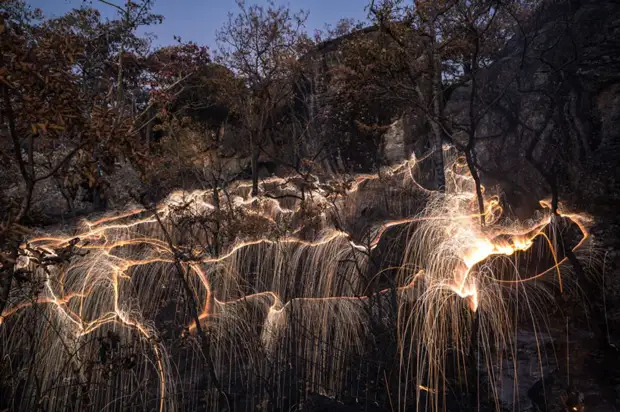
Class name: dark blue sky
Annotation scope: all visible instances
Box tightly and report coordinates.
[28,0,370,49]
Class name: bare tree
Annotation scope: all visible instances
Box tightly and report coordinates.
[215,0,309,196]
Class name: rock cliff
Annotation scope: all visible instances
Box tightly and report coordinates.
[292,0,619,213]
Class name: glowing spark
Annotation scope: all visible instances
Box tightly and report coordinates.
[0,147,592,412]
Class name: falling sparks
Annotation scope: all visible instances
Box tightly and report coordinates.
[0,150,592,411]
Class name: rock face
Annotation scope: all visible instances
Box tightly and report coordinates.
[460,0,620,213]
[295,27,419,173]
[293,0,620,209]
[382,118,406,164]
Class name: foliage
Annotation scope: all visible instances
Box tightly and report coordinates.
[0,0,179,332]
[146,38,210,109]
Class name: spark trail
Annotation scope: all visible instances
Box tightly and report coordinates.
[0,149,593,411]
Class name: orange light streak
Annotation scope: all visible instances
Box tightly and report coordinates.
[1,149,593,411]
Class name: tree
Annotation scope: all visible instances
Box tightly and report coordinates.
[89,0,162,105]
[215,0,309,196]
[140,38,212,154]
[0,1,105,317]
[0,0,166,323]
[345,1,532,212]
[363,0,452,191]
[146,39,212,119]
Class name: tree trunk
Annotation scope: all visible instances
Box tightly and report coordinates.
[0,248,17,322]
[145,111,153,153]
[465,150,485,226]
[0,272,12,322]
[466,34,483,225]
[430,123,446,192]
[212,185,221,257]
[430,51,446,192]
[251,136,260,197]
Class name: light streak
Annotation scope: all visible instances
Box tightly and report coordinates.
[0,147,593,412]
